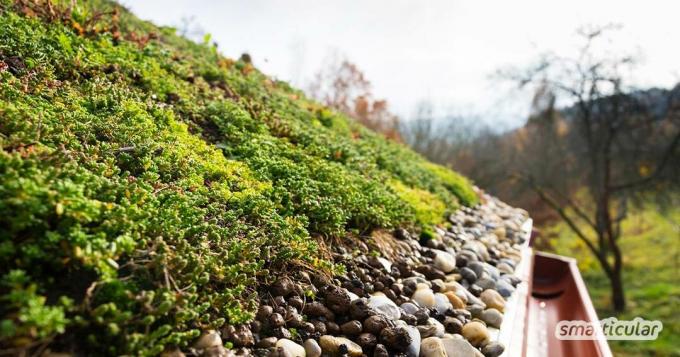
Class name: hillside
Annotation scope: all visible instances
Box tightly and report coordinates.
[0,1,528,356]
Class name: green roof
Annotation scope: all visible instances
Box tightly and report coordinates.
[0,0,476,354]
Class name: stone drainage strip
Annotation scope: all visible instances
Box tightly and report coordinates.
[183,193,609,357]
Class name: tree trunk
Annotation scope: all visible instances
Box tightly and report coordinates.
[610,265,626,312]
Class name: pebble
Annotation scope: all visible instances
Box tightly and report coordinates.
[272,327,292,339]
[202,345,230,357]
[433,251,457,273]
[496,262,514,274]
[304,339,322,357]
[275,339,305,357]
[222,324,254,347]
[430,279,445,293]
[400,302,419,315]
[416,265,446,280]
[350,298,372,320]
[468,304,485,319]
[271,277,295,297]
[469,284,483,297]
[319,335,363,357]
[256,305,273,322]
[475,277,496,290]
[467,262,486,278]
[434,293,453,314]
[480,308,503,328]
[288,296,304,310]
[440,336,481,357]
[401,312,417,325]
[404,276,430,287]
[412,285,436,308]
[356,332,378,350]
[444,291,466,309]
[495,279,515,298]
[399,322,421,357]
[414,308,430,325]
[443,317,463,334]
[420,337,447,357]
[346,289,361,302]
[461,321,490,347]
[368,293,401,319]
[417,318,445,338]
[481,341,505,357]
[194,330,222,350]
[394,228,411,240]
[379,326,413,352]
[324,286,351,314]
[269,313,285,328]
[378,257,393,271]
[325,321,340,335]
[459,267,478,283]
[364,315,393,335]
[373,344,389,357]
[340,320,362,336]
[311,321,327,335]
[484,264,500,281]
[480,289,505,312]
[303,302,335,320]
[257,336,278,348]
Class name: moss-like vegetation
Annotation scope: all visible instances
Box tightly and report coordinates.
[0,0,477,354]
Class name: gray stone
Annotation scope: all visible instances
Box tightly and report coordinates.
[441,337,480,357]
[434,293,453,314]
[481,341,505,357]
[480,308,503,328]
[368,293,401,320]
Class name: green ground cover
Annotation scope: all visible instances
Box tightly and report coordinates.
[0,0,477,354]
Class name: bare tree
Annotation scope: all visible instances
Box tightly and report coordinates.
[504,25,680,311]
[308,53,401,140]
[176,16,207,43]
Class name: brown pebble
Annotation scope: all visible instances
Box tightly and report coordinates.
[356,332,378,350]
[288,296,304,310]
[443,316,463,334]
[363,315,392,335]
[311,320,327,335]
[324,286,351,314]
[373,344,389,357]
[257,336,278,348]
[269,313,285,328]
[256,305,273,322]
[340,320,363,336]
[271,277,295,297]
[325,321,340,335]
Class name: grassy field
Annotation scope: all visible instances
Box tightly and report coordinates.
[547,203,680,356]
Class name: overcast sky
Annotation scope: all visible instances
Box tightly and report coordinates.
[121,0,680,128]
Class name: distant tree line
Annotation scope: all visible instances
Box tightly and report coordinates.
[401,26,680,312]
